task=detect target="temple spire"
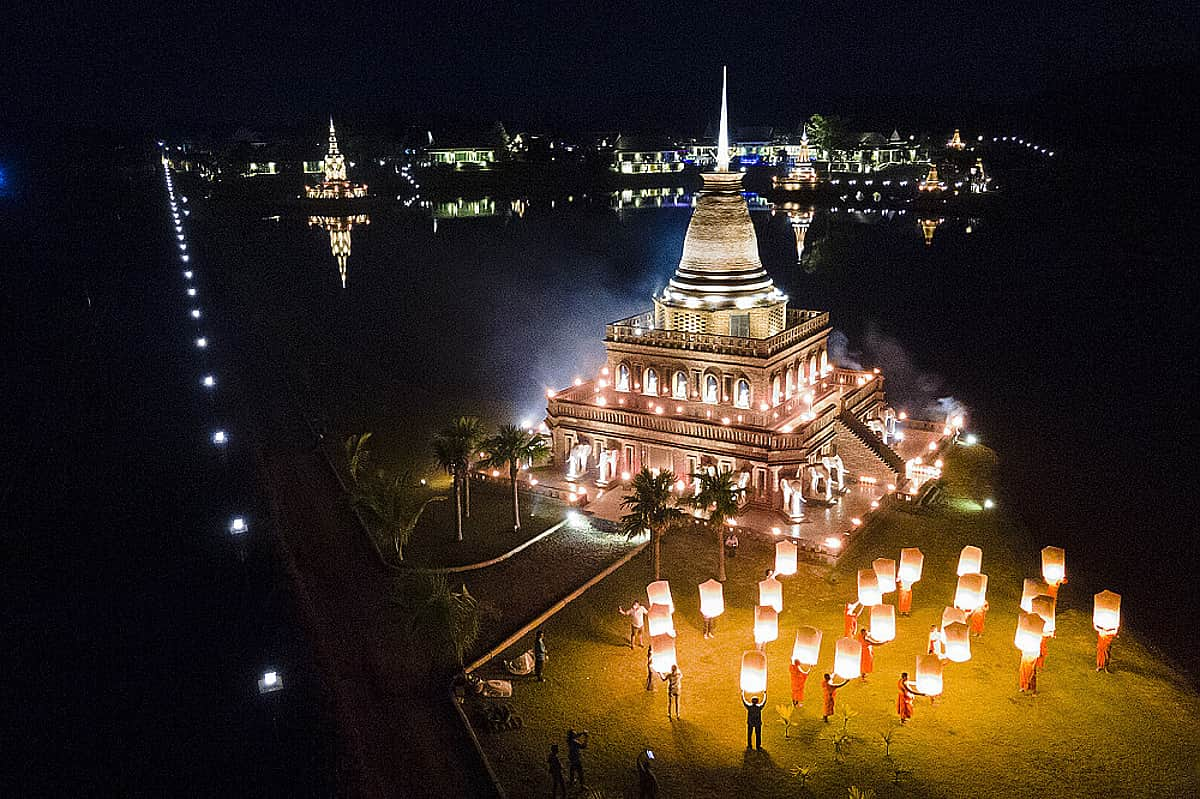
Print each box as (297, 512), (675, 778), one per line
(716, 66), (730, 173)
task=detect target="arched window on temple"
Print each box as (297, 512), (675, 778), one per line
(772, 374), (782, 405)
(644, 368), (659, 395)
(808, 354), (818, 383)
(735, 378), (751, 409)
(617, 363), (631, 392)
(785, 366), (795, 398)
(703, 374), (719, 404)
(673, 370), (688, 399)
(820, 348), (829, 374)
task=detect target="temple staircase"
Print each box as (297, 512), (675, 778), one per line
(835, 411), (906, 478)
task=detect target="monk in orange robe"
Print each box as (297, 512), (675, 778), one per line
(1096, 630), (1117, 672)
(789, 660), (811, 706)
(897, 582), (913, 616)
(821, 673), (849, 722)
(843, 602), (860, 638)
(969, 601), (988, 636)
(1036, 635), (1049, 670)
(896, 673), (919, 723)
(1018, 654), (1038, 693)
(856, 628), (877, 681)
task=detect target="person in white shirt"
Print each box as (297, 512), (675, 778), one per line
(619, 601), (649, 648)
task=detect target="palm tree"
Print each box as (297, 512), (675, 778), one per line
(357, 471), (445, 562)
(481, 424), (549, 531)
(688, 468), (745, 582)
(620, 467), (684, 580)
(446, 416), (485, 517)
(400, 573), (481, 669)
(343, 432), (372, 487)
(433, 432), (470, 542)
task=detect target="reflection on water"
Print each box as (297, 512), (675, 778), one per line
(919, 216), (944, 246)
(308, 214), (370, 288)
(786, 207), (814, 263)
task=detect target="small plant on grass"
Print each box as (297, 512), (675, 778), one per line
(822, 706), (858, 762)
(777, 704), (801, 739)
(343, 432), (372, 487)
(880, 726), (897, 758)
(891, 763), (913, 785)
(847, 787), (876, 799)
(789, 764), (814, 787)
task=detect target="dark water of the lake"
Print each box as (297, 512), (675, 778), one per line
(190, 164), (1196, 680)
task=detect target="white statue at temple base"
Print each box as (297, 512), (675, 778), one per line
(803, 462), (833, 503)
(595, 450), (619, 486)
(781, 478), (806, 521)
(566, 443), (592, 481)
(821, 455), (846, 493)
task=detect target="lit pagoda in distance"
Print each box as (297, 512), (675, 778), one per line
(306, 118), (368, 200)
(947, 128), (965, 150)
(918, 163), (946, 192)
(773, 126), (822, 191)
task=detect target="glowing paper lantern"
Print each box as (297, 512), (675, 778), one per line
(957, 545), (983, 576)
(759, 576), (783, 613)
(650, 633), (676, 674)
(943, 622), (971, 662)
(740, 650), (767, 694)
(647, 580), (674, 612)
(775, 540), (798, 576)
(1014, 611), (1045, 655)
(792, 626), (822, 666)
(754, 605), (779, 645)
(869, 604), (896, 643)
(941, 607), (967, 629)
(1031, 594), (1056, 635)
(698, 579), (724, 619)
(1093, 590), (1121, 632)
(873, 558), (897, 594)
(898, 547), (925, 584)
(954, 573), (987, 612)
(857, 569), (882, 607)
(647, 603), (675, 638)
(834, 636), (862, 680)
(1041, 546), (1066, 586)
(1021, 578), (1051, 613)
(915, 653), (944, 696)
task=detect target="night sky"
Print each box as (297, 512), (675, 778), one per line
(6, 1), (1196, 134)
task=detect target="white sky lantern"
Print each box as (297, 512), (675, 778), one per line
(942, 606), (967, 629)
(1014, 611), (1046, 655)
(1031, 594), (1057, 635)
(898, 547), (924, 584)
(648, 603), (675, 638)
(915, 653), (944, 696)
(857, 569), (882, 607)
(1021, 578), (1051, 613)
(1041, 546), (1066, 586)
(759, 576), (784, 613)
(834, 636), (863, 680)
(943, 622), (971, 662)
(698, 579), (724, 619)
(647, 580), (674, 613)
(650, 633), (677, 674)
(869, 604), (896, 643)
(873, 558), (897, 594)
(754, 605), (779, 645)
(792, 626), (822, 666)
(1094, 590), (1121, 632)
(741, 650), (768, 695)
(954, 572), (987, 612)
(775, 540), (798, 576)
(957, 545), (983, 576)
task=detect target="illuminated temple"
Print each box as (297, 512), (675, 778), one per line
(545, 73), (950, 532)
(305, 118), (368, 200)
(772, 126), (821, 190)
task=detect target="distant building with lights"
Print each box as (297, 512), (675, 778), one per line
(947, 128), (965, 150)
(772, 127), (822, 190)
(426, 146), (497, 170)
(918, 163), (945, 192)
(545, 73), (949, 528)
(305, 119), (368, 199)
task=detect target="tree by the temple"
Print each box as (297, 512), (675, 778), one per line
(620, 467), (684, 580)
(807, 113), (852, 154)
(433, 431), (471, 542)
(689, 469), (745, 582)
(357, 471), (445, 562)
(446, 416), (486, 517)
(481, 425), (550, 531)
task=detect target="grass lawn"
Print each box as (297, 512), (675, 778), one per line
(476, 445), (1200, 798)
(403, 478), (566, 568)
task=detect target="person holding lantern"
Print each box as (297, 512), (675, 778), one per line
(844, 602), (862, 637)
(821, 673), (850, 722)
(1018, 654), (1039, 693)
(619, 601), (649, 649)
(742, 693), (764, 750)
(661, 664), (682, 719)
(896, 672), (922, 723)
(856, 627), (880, 682)
(1036, 634), (1049, 670)
(968, 601), (989, 637)
(897, 581), (913, 616)
(927, 624), (945, 659)
(789, 659), (811, 706)
(1095, 626), (1117, 672)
